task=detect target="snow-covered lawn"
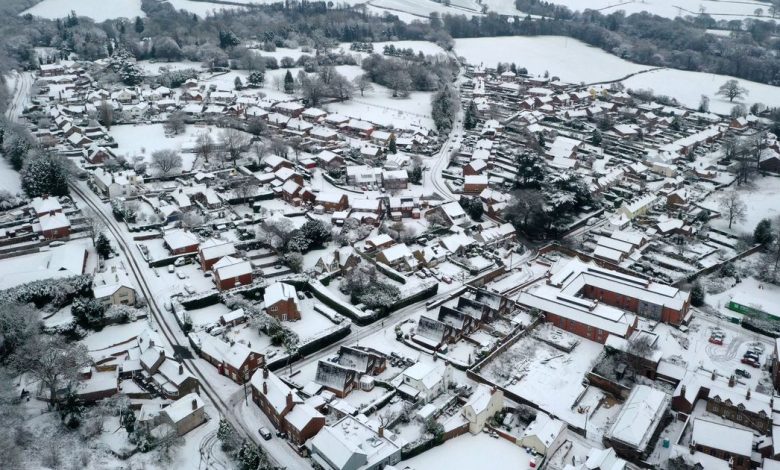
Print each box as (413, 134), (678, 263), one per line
(185, 303), (232, 328)
(23, 0), (144, 21)
(0, 155), (22, 195)
(80, 320), (149, 351)
(325, 80), (435, 130)
(544, 0), (771, 20)
(135, 60), (203, 76)
(620, 68), (780, 115)
(110, 123), (248, 172)
(699, 175), (780, 235)
(406, 433), (536, 470)
(455, 36), (649, 84)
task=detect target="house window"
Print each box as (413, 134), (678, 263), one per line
(282, 314), (287, 321)
(269, 305), (277, 312)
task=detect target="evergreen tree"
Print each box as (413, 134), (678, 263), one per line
(755, 218), (774, 245)
(21, 152), (69, 197)
(690, 281), (705, 307)
(247, 71), (264, 87)
(237, 441), (260, 470)
(121, 408), (136, 434)
(283, 70), (294, 94)
(464, 101), (478, 130)
(134, 17), (144, 34)
(591, 129), (603, 146)
(96, 232), (112, 258)
(234, 76), (243, 90)
(388, 134), (397, 154)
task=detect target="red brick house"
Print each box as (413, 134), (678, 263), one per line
(163, 229), (200, 255)
(213, 256), (253, 290)
(198, 239), (236, 271)
(263, 282), (300, 321)
(194, 332), (264, 384)
(251, 368), (325, 447)
(38, 212), (71, 240)
(315, 192), (349, 212)
(464, 175), (489, 194)
(463, 159), (488, 176)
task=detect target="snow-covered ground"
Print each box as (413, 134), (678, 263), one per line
(406, 432), (536, 469)
(162, 0), (247, 16)
(543, 0), (772, 20)
(620, 68), (780, 115)
(699, 175), (780, 235)
(22, 0), (144, 20)
(0, 155), (22, 195)
(109, 123), (250, 172)
(0, 238), (98, 290)
(367, 0), (483, 20)
(455, 36), (650, 83)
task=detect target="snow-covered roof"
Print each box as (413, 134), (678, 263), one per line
(39, 212), (70, 231)
(199, 239), (236, 262)
(463, 384), (497, 415)
(607, 385), (669, 451)
(31, 196), (62, 215)
(163, 393), (203, 424)
(379, 243), (413, 263)
(264, 282), (298, 308)
(285, 402), (324, 432)
(163, 229), (199, 251)
(402, 362), (447, 390)
(48, 244), (86, 275)
(309, 415), (401, 470)
(521, 413), (565, 448)
(250, 368), (300, 414)
(214, 256), (252, 280)
(691, 418), (752, 457)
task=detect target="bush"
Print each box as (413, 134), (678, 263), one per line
(71, 297), (106, 329)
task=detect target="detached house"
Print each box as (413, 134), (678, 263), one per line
(264, 282), (301, 321)
(214, 256), (253, 290)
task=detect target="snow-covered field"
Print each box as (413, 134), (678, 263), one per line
(109, 123), (249, 172)
(369, 0), (482, 20)
(620, 68), (780, 115)
(699, 175), (780, 235)
(407, 433), (535, 469)
(23, 0), (144, 20)
(543, 0), (772, 20)
(455, 36), (650, 83)
(162, 0), (247, 16)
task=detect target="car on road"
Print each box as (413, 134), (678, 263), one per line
(258, 427), (272, 440)
(735, 368), (751, 379)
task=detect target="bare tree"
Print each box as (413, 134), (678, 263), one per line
(719, 190), (747, 229)
(11, 335), (90, 409)
(98, 100), (113, 129)
(180, 212), (204, 229)
(717, 79), (748, 102)
(81, 207), (106, 246)
(268, 138), (289, 159)
(194, 131), (215, 164)
(353, 74), (374, 97)
(151, 149), (183, 176)
(164, 111), (186, 135)
(220, 128), (250, 167)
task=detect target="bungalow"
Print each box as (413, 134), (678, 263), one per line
(364, 233), (395, 252)
(463, 174), (488, 194)
(83, 145), (115, 165)
(301, 107), (327, 122)
(346, 165), (382, 187)
(371, 130), (394, 146)
(264, 282), (301, 321)
(323, 113), (349, 128)
(345, 119), (374, 138)
(213, 256), (253, 290)
(309, 126), (338, 142)
(274, 101), (305, 118)
(163, 229), (200, 255)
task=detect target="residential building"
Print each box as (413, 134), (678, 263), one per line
(308, 415), (402, 470)
(264, 282), (301, 321)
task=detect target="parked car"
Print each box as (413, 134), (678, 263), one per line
(174, 257), (186, 267)
(168, 265), (175, 273)
(709, 332), (724, 345)
(258, 427), (272, 440)
(176, 270), (187, 279)
(735, 368), (752, 379)
(744, 351), (759, 361)
(442, 276), (452, 284)
(741, 357), (760, 368)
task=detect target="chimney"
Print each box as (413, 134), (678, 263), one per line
(263, 367), (269, 379)
(179, 363), (183, 375)
(192, 399), (198, 410)
(746, 389), (751, 401)
(378, 426), (385, 438)
(159, 349), (165, 360)
(711, 370), (717, 381)
(286, 392), (293, 408)
(262, 381), (267, 395)
(728, 375), (735, 387)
